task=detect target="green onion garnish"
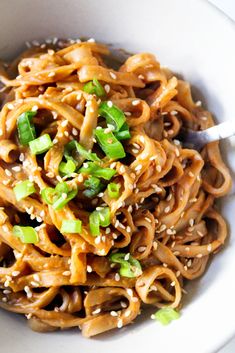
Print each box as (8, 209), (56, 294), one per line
(83, 176), (104, 198)
(29, 134), (53, 155)
(59, 160), (76, 176)
(98, 101), (126, 131)
(152, 308), (180, 325)
(79, 162), (116, 180)
(13, 225), (39, 244)
(114, 122), (131, 140)
(95, 128), (126, 160)
(64, 140), (100, 166)
(17, 111), (37, 145)
(89, 211), (100, 236)
(41, 182), (77, 210)
(13, 180), (36, 201)
(109, 253), (142, 278)
(61, 219), (82, 233)
(89, 207), (111, 236)
(107, 182), (120, 199)
(83, 78), (105, 97)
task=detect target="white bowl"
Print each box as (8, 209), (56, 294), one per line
(1, 1), (235, 352)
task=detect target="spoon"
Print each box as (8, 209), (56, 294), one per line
(179, 121), (235, 150)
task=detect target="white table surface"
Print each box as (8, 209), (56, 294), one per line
(209, 0), (235, 350)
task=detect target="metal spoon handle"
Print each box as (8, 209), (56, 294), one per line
(184, 121), (235, 149)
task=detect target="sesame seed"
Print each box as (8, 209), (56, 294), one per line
(33, 274), (40, 282)
(156, 165), (162, 173)
(195, 100), (202, 106)
(132, 99), (140, 106)
(24, 286), (32, 298)
(151, 314), (156, 320)
(5, 169), (12, 177)
(189, 218), (194, 227)
(104, 84), (110, 93)
(187, 259), (192, 267)
(92, 308), (101, 315)
(120, 301), (127, 308)
(126, 288), (133, 296)
(115, 273), (120, 281)
(115, 220), (120, 228)
(110, 72), (117, 79)
(135, 165), (142, 172)
(163, 263), (168, 268)
(117, 319), (123, 328)
(124, 111), (131, 116)
(144, 217), (151, 223)
(127, 205), (133, 212)
(7, 103), (14, 110)
(196, 253), (203, 258)
(105, 227), (111, 234)
(107, 100), (113, 108)
(188, 171), (194, 178)
(119, 165), (125, 173)
(12, 270), (20, 277)
(2, 225), (9, 232)
(110, 311), (118, 317)
(185, 247), (190, 252)
(164, 206), (170, 213)
(2, 297), (8, 302)
(170, 281), (176, 286)
(48, 71), (55, 77)
(176, 270), (181, 277)
(200, 116), (207, 121)
(62, 271), (71, 276)
(87, 38), (95, 42)
(87, 265), (92, 273)
(132, 149), (139, 154)
(150, 285), (157, 291)
(170, 110), (178, 115)
(138, 246), (146, 253)
(139, 136), (145, 144)
(153, 241), (158, 250)
(207, 244), (212, 252)
(31, 105), (38, 112)
(138, 74), (144, 79)
(61, 120), (68, 128)
(19, 153), (24, 162)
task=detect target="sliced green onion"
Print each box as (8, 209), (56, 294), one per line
(107, 182), (120, 199)
(41, 182), (77, 210)
(98, 101), (126, 131)
(61, 219), (82, 233)
(59, 160), (76, 176)
(29, 134), (53, 155)
(89, 211), (100, 236)
(84, 176), (101, 190)
(89, 207), (111, 236)
(109, 253), (142, 278)
(114, 122), (131, 140)
(98, 207), (110, 227)
(41, 187), (56, 205)
(52, 188), (77, 210)
(17, 111), (37, 145)
(95, 128), (126, 160)
(13, 225), (39, 244)
(79, 162), (116, 180)
(83, 78), (105, 97)
(64, 140), (100, 167)
(13, 180), (36, 201)
(153, 308), (180, 325)
(83, 176), (104, 198)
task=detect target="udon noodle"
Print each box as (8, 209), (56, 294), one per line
(0, 39), (231, 337)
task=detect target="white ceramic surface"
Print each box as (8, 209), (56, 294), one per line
(0, 0), (235, 352)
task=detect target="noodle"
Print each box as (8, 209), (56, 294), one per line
(0, 39), (231, 337)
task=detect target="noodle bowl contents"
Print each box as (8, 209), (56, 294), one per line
(0, 39), (231, 336)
